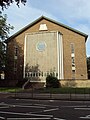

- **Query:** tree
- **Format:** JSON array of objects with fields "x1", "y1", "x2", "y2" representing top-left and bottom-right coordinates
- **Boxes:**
[
  {"x1": 0, "y1": 12, "x2": 13, "y2": 40},
  {"x1": 87, "y1": 57, "x2": 90, "y2": 79},
  {"x1": 0, "y1": 0, "x2": 27, "y2": 10},
  {"x1": 0, "y1": 12, "x2": 13, "y2": 79}
]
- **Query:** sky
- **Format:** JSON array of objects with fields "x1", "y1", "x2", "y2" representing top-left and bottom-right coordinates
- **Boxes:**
[{"x1": 1, "y1": 0, "x2": 90, "y2": 56}]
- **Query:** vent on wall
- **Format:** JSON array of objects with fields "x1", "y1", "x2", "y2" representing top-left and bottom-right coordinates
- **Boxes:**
[{"x1": 39, "y1": 24, "x2": 48, "y2": 31}]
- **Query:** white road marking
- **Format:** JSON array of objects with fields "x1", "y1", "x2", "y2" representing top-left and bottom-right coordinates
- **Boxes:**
[
  {"x1": 75, "y1": 108, "x2": 90, "y2": 110},
  {"x1": 44, "y1": 108, "x2": 59, "y2": 112},
  {"x1": 80, "y1": 115, "x2": 90, "y2": 119},
  {"x1": 62, "y1": 105, "x2": 87, "y2": 108},
  {"x1": 13, "y1": 104, "x2": 45, "y2": 108},
  {"x1": 0, "y1": 111, "x2": 53, "y2": 117},
  {"x1": 17, "y1": 99, "x2": 40, "y2": 102},
  {"x1": 49, "y1": 100, "x2": 54, "y2": 102},
  {"x1": 16, "y1": 99, "x2": 19, "y2": 100},
  {"x1": 0, "y1": 103, "x2": 45, "y2": 109},
  {"x1": 34, "y1": 103, "x2": 58, "y2": 107},
  {"x1": 0, "y1": 116, "x2": 5, "y2": 119},
  {"x1": 0, "y1": 103, "x2": 10, "y2": 109},
  {"x1": 28, "y1": 113, "x2": 53, "y2": 117},
  {"x1": 0, "y1": 111, "x2": 26, "y2": 115},
  {"x1": 7, "y1": 118, "x2": 51, "y2": 120},
  {"x1": 54, "y1": 118, "x2": 66, "y2": 120}
]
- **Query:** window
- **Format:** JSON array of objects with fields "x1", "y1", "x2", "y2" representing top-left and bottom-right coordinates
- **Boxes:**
[
  {"x1": 71, "y1": 43, "x2": 74, "y2": 53},
  {"x1": 72, "y1": 57, "x2": 75, "y2": 66},
  {"x1": 71, "y1": 43, "x2": 76, "y2": 79},
  {"x1": 72, "y1": 70, "x2": 75, "y2": 79},
  {"x1": 36, "y1": 42, "x2": 46, "y2": 52},
  {"x1": 14, "y1": 45, "x2": 18, "y2": 73},
  {"x1": 14, "y1": 60, "x2": 17, "y2": 73},
  {"x1": 14, "y1": 46, "x2": 18, "y2": 60}
]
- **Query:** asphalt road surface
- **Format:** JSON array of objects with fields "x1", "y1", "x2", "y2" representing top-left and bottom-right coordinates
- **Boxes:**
[{"x1": 0, "y1": 98, "x2": 90, "y2": 120}]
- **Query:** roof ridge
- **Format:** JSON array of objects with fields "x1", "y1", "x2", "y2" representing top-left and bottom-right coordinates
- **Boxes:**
[{"x1": 6, "y1": 15, "x2": 88, "y2": 43}]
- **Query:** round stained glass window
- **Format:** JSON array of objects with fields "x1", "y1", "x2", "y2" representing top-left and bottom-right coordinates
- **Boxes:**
[{"x1": 36, "y1": 42, "x2": 46, "y2": 51}]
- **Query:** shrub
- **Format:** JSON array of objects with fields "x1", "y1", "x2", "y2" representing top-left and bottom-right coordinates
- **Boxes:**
[{"x1": 46, "y1": 75, "x2": 60, "y2": 88}]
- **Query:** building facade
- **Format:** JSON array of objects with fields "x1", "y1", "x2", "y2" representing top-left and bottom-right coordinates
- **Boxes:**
[{"x1": 5, "y1": 16, "x2": 88, "y2": 86}]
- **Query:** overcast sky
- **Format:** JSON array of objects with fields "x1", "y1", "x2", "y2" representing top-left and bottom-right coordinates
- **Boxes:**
[{"x1": 1, "y1": 0, "x2": 90, "y2": 56}]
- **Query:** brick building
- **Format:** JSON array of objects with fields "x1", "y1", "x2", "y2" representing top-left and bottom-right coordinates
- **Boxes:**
[{"x1": 5, "y1": 16, "x2": 88, "y2": 86}]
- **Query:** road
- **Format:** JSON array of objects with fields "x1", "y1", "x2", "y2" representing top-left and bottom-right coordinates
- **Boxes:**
[{"x1": 0, "y1": 98, "x2": 90, "y2": 119}]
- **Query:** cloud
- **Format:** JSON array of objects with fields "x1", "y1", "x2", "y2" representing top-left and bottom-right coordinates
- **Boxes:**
[
  {"x1": 1, "y1": 0, "x2": 90, "y2": 56},
  {"x1": 30, "y1": 0, "x2": 90, "y2": 56},
  {"x1": 2, "y1": 2, "x2": 57, "y2": 35}
]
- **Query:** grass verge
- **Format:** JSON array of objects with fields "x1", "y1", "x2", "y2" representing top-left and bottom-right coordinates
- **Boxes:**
[
  {"x1": 35, "y1": 87, "x2": 90, "y2": 94},
  {"x1": 0, "y1": 87, "x2": 90, "y2": 94},
  {"x1": 0, "y1": 87, "x2": 22, "y2": 93}
]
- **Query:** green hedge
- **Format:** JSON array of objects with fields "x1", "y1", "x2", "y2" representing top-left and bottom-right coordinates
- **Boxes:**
[{"x1": 46, "y1": 75, "x2": 60, "y2": 88}]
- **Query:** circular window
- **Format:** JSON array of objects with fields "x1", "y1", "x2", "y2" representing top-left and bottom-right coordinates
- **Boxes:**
[{"x1": 36, "y1": 42, "x2": 46, "y2": 51}]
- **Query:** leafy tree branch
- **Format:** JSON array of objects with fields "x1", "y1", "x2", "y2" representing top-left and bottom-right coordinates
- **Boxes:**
[
  {"x1": 0, "y1": 0, "x2": 27, "y2": 10},
  {"x1": 0, "y1": 11, "x2": 14, "y2": 41}
]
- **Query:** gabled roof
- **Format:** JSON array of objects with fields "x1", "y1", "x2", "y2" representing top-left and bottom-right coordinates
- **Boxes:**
[{"x1": 6, "y1": 16, "x2": 88, "y2": 43}]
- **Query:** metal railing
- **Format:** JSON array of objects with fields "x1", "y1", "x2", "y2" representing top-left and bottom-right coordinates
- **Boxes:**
[{"x1": 13, "y1": 88, "x2": 90, "y2": 100}]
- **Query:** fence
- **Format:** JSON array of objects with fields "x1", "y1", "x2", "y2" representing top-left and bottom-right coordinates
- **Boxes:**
[{"x1": 12, "y1": 87, "x2": 90, "y2": 101}]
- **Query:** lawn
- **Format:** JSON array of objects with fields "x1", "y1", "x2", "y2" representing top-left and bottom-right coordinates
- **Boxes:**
[
  {"x1": 0, "y1": 87, "x2": 22, "y2": 93},
  {"x1": 0, "y1": 87, "x2": 90, "y2": 94},
  {"x1": 34, "y1": 87, "x2": 90, "y2": 94}
]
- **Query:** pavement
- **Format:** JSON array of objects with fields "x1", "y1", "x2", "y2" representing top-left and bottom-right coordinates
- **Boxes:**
[{"x1": 0, "y1": 92, "x2": 90, "y2": 101}]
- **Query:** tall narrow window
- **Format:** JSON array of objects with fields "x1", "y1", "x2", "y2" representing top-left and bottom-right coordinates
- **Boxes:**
[
  {"x1": 14, "y1": 46, "x2": 18, "y2": 59},
  {"x1": 72, "y1": 70, "x2": 75, "y2": 79},
  {"x1": 71, "y1": 43, "x2": 75, "y2": 79},
  {"x1": 71, "y1": 43, "x2": 74, "y2": 54},
  {"x1": 14, "y1": 45, "x2": 18, "y2": 73}
]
